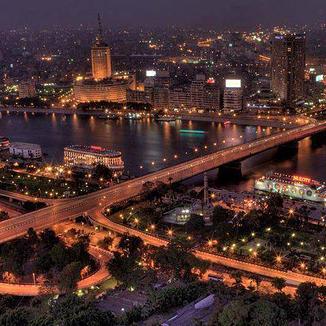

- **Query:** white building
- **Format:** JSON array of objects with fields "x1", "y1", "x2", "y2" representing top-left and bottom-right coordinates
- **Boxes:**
[
  {"x1": 64, "y1": 145, "x2": 124, "y2": 172},
  {"x1": 10, "y1": 142, "x2": 42, "y2": 159}
]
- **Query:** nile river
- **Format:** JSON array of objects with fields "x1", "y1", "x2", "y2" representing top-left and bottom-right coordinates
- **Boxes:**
[{"x1": 0, "y1": 112, "x2": 325, "y2": 191}]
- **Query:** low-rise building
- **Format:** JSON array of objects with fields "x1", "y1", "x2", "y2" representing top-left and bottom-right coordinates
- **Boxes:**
[
  {"x1": 64, "y1": 145, "x2": 124, "y2": 172},
  {"x1": 9, "y1": 142, "x2": 42, "y2": 159},
  {"x1": 73, "y1": 79, "x2": 129, "y2": 103}
]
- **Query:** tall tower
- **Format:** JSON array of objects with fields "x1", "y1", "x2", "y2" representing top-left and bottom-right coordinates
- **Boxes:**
[
  {"x1": 91, "y1": 14, "x2": 112, "y2": 81},
  {"x1": 271, "y1": 33, "x2": 306, "y2": 107}
]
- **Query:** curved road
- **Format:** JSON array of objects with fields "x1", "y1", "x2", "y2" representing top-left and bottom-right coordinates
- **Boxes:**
[
  {"x1": 0, "y1": 246, "x2": 111, "y2": 296},
  {"x1": 90, "y1": 210, "x2": 326, "y2": 287}
]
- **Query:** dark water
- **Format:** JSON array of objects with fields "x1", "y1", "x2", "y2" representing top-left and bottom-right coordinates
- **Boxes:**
[{"x1": 0, "y1": 112, "x2": 325, "y2": 191}]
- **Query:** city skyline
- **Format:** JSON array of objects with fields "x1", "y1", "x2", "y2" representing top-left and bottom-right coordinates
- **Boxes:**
[
  {"x1": 0, "y1": 2, "x2": 325, "y2": 324},
  {"x1": 1, "y1": 0, "x2": 326, "y2": 30}
]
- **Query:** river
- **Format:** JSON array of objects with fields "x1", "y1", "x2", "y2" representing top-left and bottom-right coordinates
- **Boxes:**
[{"x1": 0, "y1": 112, "x2": 325, "y2": 191}]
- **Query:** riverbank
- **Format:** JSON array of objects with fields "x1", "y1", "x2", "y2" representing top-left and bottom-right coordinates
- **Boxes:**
[{"x1": 0, "y1": 106, "x2": 300, "y2": 128}]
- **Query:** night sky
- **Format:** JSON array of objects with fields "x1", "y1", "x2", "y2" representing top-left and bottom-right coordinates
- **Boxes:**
[{"x1": 1, "y1": 0, "x2": 326, "y2": 29}]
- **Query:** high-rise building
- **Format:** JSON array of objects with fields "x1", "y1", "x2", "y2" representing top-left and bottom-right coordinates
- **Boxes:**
[
  {"x1": 223, "y1": 79, "x2": 243, "y2": 112},
  {"x1": 91, "y1": 14, "x2": 112, "y2": 81},
  {"x1": 169, "y1": 75, "x2": 220, "y2": 112},
  {"x1": 271, "y1": 33, "x2": 306, "y2": 106}
]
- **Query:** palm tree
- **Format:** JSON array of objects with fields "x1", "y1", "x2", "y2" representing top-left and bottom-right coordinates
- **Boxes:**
[
  {"x1": 252, "y1": 274, "x2": 262, "y2": 291},
  {"x1": 271, "y1": 277, "x2": 286, "y2": 292}
]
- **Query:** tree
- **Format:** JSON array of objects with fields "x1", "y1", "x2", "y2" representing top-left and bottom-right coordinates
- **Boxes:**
[
  {"x1": 26, "y1": 228, "x2": 39, "y2": 247},
  {"x1": 185, "y1": 215, "x2": 205, "y2": 233},
  {"x1": 50, "y1": 294, "x2": 117, "y2": 326},
  {"x1": 0, "y1": 238, "x2": 33, "y2": 276},
  {"x1": 0, "y1": 211, "x2": 9, "y2": 222},
  {"x1": 270, "y1": 292, "x2": 295, "y2": 320},
  {"x1": 118, "y1": 234, "x2": 144, "y2": 259},
  {"x1": 97, "y1": 236, "x2": 113, "y2": 250},
  {"x1": 0, "y1": 307, "x2": 31, "y2": 326},
  {"x1": 50, "y1": 243, "x2": 70, "y2": 270},
  {"x1": 57, "y1": 262, "x2": 82, "y2": 293},
  {"x1": 107, "y1": 252, "x2": 143, "y2": 286},
  {"x1": 38, "y1": 229, "x2": 59, "y2": 251},
  {"x1": 218, "y1": 300, "x2": 250, "y2": 326},
  {"x1": 212, "y1": 206, "x2": 234, "y2": 226},
  {"x1": 107, "y1": 235, "x2": 145, "y2": 287},
  {"x1": 295, "y1": 282, "x2": 320, "y2": 323},
  {"x1": 271, "y1": 277, "x2": 286, "y2": 292},
  {"x1": 264, "y1": 193, "x2": 283, "y2": 224},
  {"x1": 93, "y1": 164, "x2": 112, "y2": 181},
  {"x1": 152, "y1": 235, "x2": 209, "y2": 281},
  {"x1": 251, "y1": 274, "x2": 262, "y2": 291},
  {"x1": 248, "y1": 299, "x2": 287, "y2": 326}
]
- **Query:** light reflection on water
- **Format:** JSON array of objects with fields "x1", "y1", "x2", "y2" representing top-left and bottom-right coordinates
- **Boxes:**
[{"x1": 0, "y1": 112, "x2": 325, "y2": 191}]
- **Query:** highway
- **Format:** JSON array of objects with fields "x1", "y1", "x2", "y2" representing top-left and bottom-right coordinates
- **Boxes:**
[{"x1": 0, "y1": 121, "x2": 325, "y2": 244}]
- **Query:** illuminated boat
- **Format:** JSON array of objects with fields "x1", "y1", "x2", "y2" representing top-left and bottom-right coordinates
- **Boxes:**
[
  {"x1": 179, "y1": 129, "x2": 206, "y2": 134},
  {"x1": 155, "y1": 115, "x2": 176, "y2": 122},
  {"x1": 124, "y1": 113, "x2": 142, "y2": 120},
  {"x1": 254, "y1": 172, "x2": 326, "y2": 203},
  {"x1": 0, "y1": 136, "x2": 10, "y2": 151}
]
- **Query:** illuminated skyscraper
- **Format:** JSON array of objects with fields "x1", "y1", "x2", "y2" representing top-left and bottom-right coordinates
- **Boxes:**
[
  {"x1": 223, "y1": 79, "x2": 243, "y2": 112},
  {"x1": 91, "y1": 14, "x2": 112, "y2": 80},
  {"x1": 271, "y1": 33, "x2": 306, "y2": 106}
]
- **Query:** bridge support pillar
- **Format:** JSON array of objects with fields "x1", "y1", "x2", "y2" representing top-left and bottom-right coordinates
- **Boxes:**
[
  {"x1": 277, "y1": 141, "x2": 298, "y2": 158},
  {"x1": 311, "y1": 132, "x2": 326, "y2": 148},
  {"x1": 218, "y1": 161, "x2": 242, "y2": 181}
]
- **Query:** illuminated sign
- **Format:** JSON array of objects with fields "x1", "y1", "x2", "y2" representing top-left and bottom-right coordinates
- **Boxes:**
[
  {"x1": 90, "y1": 146, "x2": 103, "y2": 151},
  {"x1": 146, "y1": 70, "x2": 157, "y2": 77},
  {"x1": 292, "y1": 175, "x2": 311, "y2": 184},
  {"x1": 316, "y1": 75, "x2": 324, "y2": 82},
  {"x1": 225, "y1": 79, "x2": 241, "y2": 88},
  {"x1": 207, "y1": 77, "x2": 215, "y2": 84}
]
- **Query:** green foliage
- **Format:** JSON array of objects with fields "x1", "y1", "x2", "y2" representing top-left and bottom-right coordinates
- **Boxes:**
[
  {"x1": 49, "y1": 294, "x2": 117, "y2": 326},
  {"x1": 0, "y1": 307, "x2": 31, "y2": 326},
  {"x1": 152, "y1": 235, "x2": 209, "y2": 281},
  {"x1": 295, "y1": 282, "x2": 326, "y2": 323},
  {"x1": 93, "y1": 164, "x2": 112, "y2": 181},
  {"x1": 217, "y1": 299, "x2": 287, "y2": 326},
  {"x1": 0, "y1": 211, "x2": 9, "y2": 222},
  {"x1": 118, "y1": 234, "x2": 144, "y2": 259},
  {"x1": 58, "y1": 262, "x2": 82, "y2": 293},
  {"x1": 97, "y1": 236, "x2": 113, "y2": 250},
  {"x1": 218, "y1": 300, "x2": 250, "y2": 326},
  {"x1": 107, "y1": 235, "x2": 145, "y2": 287},
  {"x1": 107, "y1": 252, "x2": 143, "y2": 287},
  {"x1": 185, "y1": 214, "x2": 205, "y2": 233},
  {"x1": 143, "y1": 282, "x2": 209, "y2": 316},
  {"x1": 271, "y1": 277, "x2": 286, "y2": 292},
  {"x1": 248, "y1": 299, "x2": 287, "y2": 326},
  {"x1": 0, "y1": 238, "x2": 33, "y2": 275}
]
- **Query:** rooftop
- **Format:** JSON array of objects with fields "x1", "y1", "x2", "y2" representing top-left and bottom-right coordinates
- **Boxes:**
[
  {"x1": 10, "y1": 142, "x2": 41, "y2": 150},
  {"x1": 65, "y1": 145, "x2": 122, "y2": 157}
]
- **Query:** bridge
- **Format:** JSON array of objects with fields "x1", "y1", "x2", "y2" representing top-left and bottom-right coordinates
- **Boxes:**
[{"x1": 0, "y1": 121, "x2": 325, "y2": 244}]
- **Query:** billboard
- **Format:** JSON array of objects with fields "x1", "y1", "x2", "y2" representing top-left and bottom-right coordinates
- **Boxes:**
[
  {"x1": 146, "y1": 70, "x2": 157, "y2": 77},
  {"x1": 316, "y1": 75, "x2": 324, "y2": 82},
  {"x1": 225, "y1": 79, "x2": 241, "y2": 88}
]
